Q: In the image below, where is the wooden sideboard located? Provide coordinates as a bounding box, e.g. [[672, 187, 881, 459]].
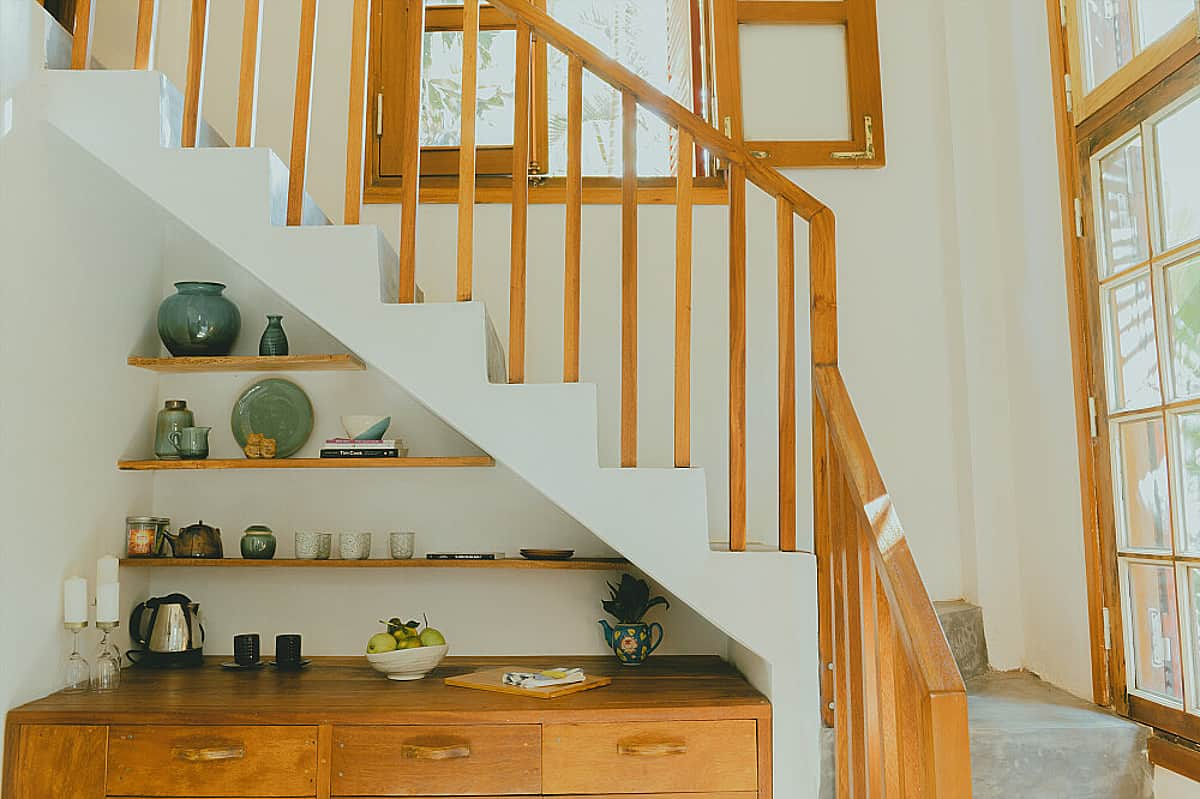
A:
[[2, 656, 770, 799]]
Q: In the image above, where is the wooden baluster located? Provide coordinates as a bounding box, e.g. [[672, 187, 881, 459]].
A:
[[814, 395, 834, 728], [286, 0, 320, 226], [673, 129, 694, 468], [620, 92, 638, 467], [509, 21, 532, 380], [133, 0, 159, 69], [778, 198, 796, 550], [810, 208, 838, 366], [895, 643, 924, 796], [397, 0, 426, 302], [728, 163, 746, 549], [927, 691, 972, 796], [343, 0, 371, 222], [456, 0, 480, 298], [875, 576, 902, 797], [841, 477, 867, 797], [563, 54, 583, 383], [830, 462, 851, 799], [858, 533, 883, 795], [70, 0, 95, 69], [236, 0, 264, 147], [181, 0, 210, 148]]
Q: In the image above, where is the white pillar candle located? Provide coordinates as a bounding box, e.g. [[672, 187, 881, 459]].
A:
[[97, 582, 120, 624], [97, 555, 119, 586], [63, 577, 88, 624]]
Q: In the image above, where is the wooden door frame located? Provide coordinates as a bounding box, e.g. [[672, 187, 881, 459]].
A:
[[1050, 0, 1200, 734]]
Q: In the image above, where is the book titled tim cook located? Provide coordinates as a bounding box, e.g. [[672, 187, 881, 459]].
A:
[[319, 448, 400, 458]]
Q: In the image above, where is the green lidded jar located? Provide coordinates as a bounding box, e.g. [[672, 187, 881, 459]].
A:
[[240, 524, 277, 559], [154, 400, 194, 460]]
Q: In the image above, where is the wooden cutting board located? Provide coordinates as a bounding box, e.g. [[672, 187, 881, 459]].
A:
[[444, 667, 612, 699]]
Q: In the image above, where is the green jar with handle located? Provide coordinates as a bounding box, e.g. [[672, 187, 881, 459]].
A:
[[154, 400, 194, 460]]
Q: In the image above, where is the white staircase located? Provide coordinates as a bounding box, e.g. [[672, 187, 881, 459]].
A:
[[9, 68, 821, 797]]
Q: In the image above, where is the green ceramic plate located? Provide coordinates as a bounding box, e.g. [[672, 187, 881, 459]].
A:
[[231, 378, 314, 458]]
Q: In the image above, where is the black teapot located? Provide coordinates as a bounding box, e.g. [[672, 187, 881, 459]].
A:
[[161, 520, 224, 558]]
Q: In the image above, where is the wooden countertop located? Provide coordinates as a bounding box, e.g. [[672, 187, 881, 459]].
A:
[[7, 656, 769, 726]]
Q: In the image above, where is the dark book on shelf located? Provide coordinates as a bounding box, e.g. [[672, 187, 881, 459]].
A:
[[319, 448, 400, 458], [426, 552, 503, 560]]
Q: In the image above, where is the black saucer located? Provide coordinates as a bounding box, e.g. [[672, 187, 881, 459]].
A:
[[220, 660, 266, 670], [269, 659, 311, 670]]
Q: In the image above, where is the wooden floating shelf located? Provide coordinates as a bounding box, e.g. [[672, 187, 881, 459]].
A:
[[127, 354, 366, 372], [120, 557, 629, 571], [117, 457, 495, 470]]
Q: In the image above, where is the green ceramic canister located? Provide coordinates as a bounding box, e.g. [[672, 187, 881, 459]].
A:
[[240, 524, 277, 559], [154, 400, 194, 460]]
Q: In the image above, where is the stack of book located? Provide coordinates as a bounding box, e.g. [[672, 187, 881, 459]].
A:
[[319, 438, 408, 459]]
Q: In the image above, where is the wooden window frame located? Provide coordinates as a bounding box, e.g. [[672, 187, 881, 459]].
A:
[[713, 0, 885, 168], [1050, 0, 1200, 742], [1062, 0, 1200, 127], [364, 0, 730, 205]]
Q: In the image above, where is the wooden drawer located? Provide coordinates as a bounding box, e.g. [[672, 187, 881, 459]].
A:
[[106, 725, 318, 797], [331, 725, 541, 796], [542, 720, 759, 794]]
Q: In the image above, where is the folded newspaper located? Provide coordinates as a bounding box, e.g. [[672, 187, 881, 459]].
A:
[[501, 667, 587, 690]]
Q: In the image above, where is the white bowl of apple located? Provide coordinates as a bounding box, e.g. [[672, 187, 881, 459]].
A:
[[365, 619, 448, 680]]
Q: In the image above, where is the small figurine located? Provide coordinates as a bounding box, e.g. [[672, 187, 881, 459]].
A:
[[243, 433, 278, 459]]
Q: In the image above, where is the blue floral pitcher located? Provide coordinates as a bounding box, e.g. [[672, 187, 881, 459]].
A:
[[599, 620, 664, 666]]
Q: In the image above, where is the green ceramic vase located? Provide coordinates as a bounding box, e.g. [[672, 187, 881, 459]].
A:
[[258, 315, 289, 356], [240, 525, 277, 559], [157, 281, 241, 356]]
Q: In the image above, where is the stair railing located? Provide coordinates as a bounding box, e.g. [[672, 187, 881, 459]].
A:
[[59, 0, 971, 792]]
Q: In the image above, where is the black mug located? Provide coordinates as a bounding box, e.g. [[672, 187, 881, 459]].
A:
[[275, 634, 302, 667], [233, 633, 260, 666]]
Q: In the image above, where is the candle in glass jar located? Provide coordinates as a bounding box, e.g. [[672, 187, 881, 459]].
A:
[[97, 582, 120, 623], [97, 555, 119, 586], [63, 577, 87, 624]]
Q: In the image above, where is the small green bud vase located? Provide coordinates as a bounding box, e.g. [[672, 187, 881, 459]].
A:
[[240, 525, 277, 559], [258, 315, 289, 356]]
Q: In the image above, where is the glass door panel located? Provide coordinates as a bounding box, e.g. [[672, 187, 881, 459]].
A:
[[1112, 415, 1172, 552], [1169, 409, 1200, 555], [1152, 94, 1200, 252], [1097, 134, 1150, 277], [1123, 560, 1184, 704], [1164, 257, 1200, 399], [1102, 272, 1161, 410]]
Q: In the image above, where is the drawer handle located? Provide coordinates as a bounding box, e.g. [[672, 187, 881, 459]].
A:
[[172, 745, 246, 762], [617, 738, 689, 757], [401, 742, 472, 761]]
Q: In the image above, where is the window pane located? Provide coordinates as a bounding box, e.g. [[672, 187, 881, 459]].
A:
[[1135, 0, 1193, 47], [1124, 560, 1183, 703], [1113, 416, 1171, 551], [545, 0, 676, 176], [1165, 257, 1200, 398], [1171, 410, 1200, 554], [1097, 136, 1150, 277], [1187, 567, 1200, 709], [1080, 0, 1135, 90], [420, 31, 516, 148], [1154, 93, 1200, 252], [1103, 272, 1162, 410]]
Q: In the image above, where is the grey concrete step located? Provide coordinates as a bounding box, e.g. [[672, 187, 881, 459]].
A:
[[935, 600, 989, 680]]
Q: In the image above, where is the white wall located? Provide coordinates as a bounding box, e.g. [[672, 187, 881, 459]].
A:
[[0, 86, 159, 774], [1157, 767, 1200, 798]]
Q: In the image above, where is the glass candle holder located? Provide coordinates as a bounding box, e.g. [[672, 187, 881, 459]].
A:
[[92, 621, 121, 692], [62, 621, 90, 693]]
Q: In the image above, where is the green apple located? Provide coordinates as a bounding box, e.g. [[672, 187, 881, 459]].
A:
[[367, 632, 398, 654], [419, 627, 446, 646]]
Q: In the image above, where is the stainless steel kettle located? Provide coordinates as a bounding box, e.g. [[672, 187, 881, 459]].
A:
[[128, 593, 205, 667]]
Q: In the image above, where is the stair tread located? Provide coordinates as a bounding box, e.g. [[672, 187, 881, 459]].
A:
[[966, 671, 1143, 733]]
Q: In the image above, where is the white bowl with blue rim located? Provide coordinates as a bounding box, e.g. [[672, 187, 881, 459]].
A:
[[341, 415, 391, 440]]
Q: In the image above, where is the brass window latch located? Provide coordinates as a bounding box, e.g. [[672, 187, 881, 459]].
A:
[[527, 160, 547, 186], [831, 115, 876, 161]]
